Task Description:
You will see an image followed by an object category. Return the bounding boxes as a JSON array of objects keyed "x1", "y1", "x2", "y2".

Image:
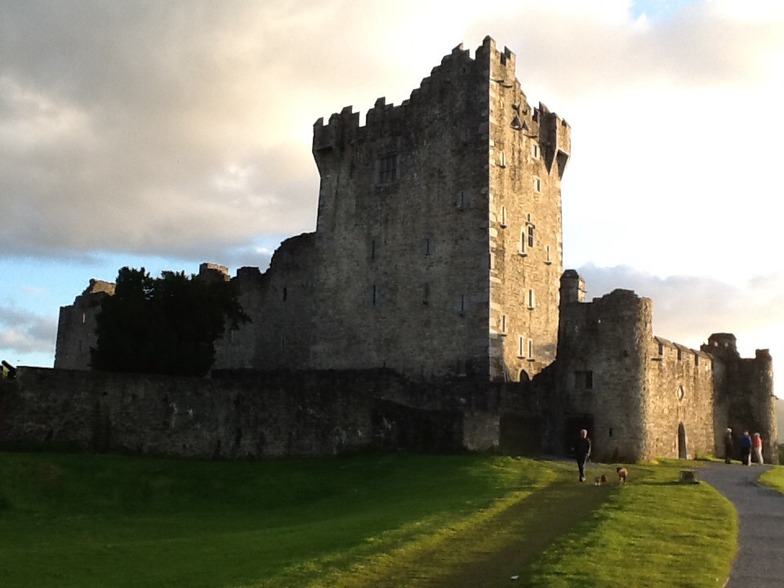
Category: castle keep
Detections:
[{"x1": 34, "y1": 37, "x2": 776, "y2": 463}]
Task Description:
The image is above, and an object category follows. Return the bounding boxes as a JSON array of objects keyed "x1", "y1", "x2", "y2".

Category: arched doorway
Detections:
[{"x1": 677, "y1": 423, "x2": 688, "y2": 459}]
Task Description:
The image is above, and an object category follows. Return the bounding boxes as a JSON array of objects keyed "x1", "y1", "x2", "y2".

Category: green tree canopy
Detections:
[{"x1": 91, "y1": 267, "x2": 249, "y2": 376}]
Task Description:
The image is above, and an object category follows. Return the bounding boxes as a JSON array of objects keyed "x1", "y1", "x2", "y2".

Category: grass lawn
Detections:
[
  {"x1": 758, "y1": 465, "x2": 784, "y2": 493},
  {"x1": 0, "y1": 452, "x2": 735, "y2": 587}
]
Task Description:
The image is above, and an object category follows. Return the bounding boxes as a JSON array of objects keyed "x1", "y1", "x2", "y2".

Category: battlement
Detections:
[{"x1": 313, "y1": 36, "x2": 526, "y2": 157}]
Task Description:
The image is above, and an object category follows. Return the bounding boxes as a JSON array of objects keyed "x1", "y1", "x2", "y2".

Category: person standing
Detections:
[
  {"x1": 753, "y1": 432, "x2": 764, "y2": 464},
  {"x1": 723, "y1": 428, "x2": 733, "y2": 464},
  {"x1": 740, "y1": 431, "x2": 753, "y2": 466},
  {"x1": 574, "y1": 429, "x2": 591, "y2": 482}
]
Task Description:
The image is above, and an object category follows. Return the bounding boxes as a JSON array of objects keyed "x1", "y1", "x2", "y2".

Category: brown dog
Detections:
[
  {"x1": 616, "y1": 467, "x2": 628, "y2": 485},
  {"x1": 594, "y1": 474, "x2": 608, "y2": 486}
]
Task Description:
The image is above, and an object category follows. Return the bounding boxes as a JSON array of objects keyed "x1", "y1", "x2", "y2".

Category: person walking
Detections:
[
  {"x1": 723, "y1": 428, "x2": 733, "y2": 464},
  {"x1": 753, "y1": 432, "x2": 764, "y2": 464},
  {"x1": 574, "y1": 429, "x2": 591, "y2": 482},
  {"x1": 740, "y1": 431, "x2": 752, "y2": 466}
]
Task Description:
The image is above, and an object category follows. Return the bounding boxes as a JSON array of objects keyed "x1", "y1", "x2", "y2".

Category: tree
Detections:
[{"x1": 91, "y1": 267, "x2": 249, "y2": 376}]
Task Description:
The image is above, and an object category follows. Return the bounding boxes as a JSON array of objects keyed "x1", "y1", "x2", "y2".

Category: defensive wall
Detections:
[{"x1": 0, "y1": 367, "x2": 546, "y2": 459}]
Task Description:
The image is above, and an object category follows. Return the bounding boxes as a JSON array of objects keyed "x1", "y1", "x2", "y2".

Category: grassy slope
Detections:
[{"x1": 0, "y1": 453, "x2": 735, "y2": 588}]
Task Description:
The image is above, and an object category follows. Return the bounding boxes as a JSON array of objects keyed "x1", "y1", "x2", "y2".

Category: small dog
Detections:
[
  {"x1": 594, "y1": 474, "x2": 608, "y2": 486},
  {"x1": 616, "y1": 467, "x2": 628, "y2": 485}
]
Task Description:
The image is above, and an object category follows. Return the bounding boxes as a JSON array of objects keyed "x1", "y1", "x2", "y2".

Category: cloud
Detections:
[
  {"x1": 0, "y1": 305, "x2": 57, "y2": 356},
  {"x1": 2, "y1": 0, "x2": 783, "y2": 274},
  {"x1": 578, "y1": 263, "x2": 784, "y2": 357}
]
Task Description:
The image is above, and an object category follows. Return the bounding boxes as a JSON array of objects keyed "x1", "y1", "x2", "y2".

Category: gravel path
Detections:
[{"x1": 700, "y1": 462, "x2": 784, "y2": 587}]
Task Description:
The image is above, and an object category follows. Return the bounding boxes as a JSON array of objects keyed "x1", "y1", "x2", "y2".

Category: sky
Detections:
[{"x1": 1, "y1": 0, "x2": 783, "y2": 392}]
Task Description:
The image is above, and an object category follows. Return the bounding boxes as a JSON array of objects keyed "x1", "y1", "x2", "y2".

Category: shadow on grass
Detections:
[{"x1": 355, "y1": 464, "x2": 620, "y2": 588}]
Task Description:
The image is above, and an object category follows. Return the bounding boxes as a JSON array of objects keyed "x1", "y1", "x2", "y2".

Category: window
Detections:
[
  {"x1": 282, "y1": 286, "x2": 288, "y2": 302},
  {"x1": 527, "y1": 289, "x2": 535, "y2": 309},
  {"x1": 372, "y1": 285, "x2": 377, "y2": 307},
  {"x1": 532, "y1": 143, "x2": 539, "y2": 159},
  {"x1": 459, "y1": 294, "x2": 467, "y2": 313},
  {"x1": 423, "y1": 283, "x2": 430, "y2": 305},
  {"x1": 527, "y1": 223, "x2": 536, "y2": 248},
  {"x1": 500, "y1": 206, "x2": 507, "y2": 228},
  {"x1": 501, "y1": 314, "x2": 508, "y2": 335},
  {"x1": 498, "y1": 150, "x2": 506, "y2": 168},
  {"x1": 371, "y1": 239, "x2": 377, "y2": 261},
  {"x1": 545, "y1": 245, "x2": 552, "y2": 265},
  {"x1": 518, "y1": 336, "x2": 526, "y2": 358},
  {"x1": 533, "y1": 177, "x2": 541, "y2": 192},
  {"x1": 677, "y1": 385, "x2": 685, "y2": 401},
  {"x1": 528, "y1": 338, "x2": 534, "y2": 360},
  {"x1": 376, "y1": 153, "x2": 398, "y2": 185},
  {"x1": 455, "y1": 191, "x2": 465, "y2": 210},
  {"x1": 519, "y1": 230, "x2": 528, "y2": 256},
  {"x1": 425, "y1": 237, "x2": 432, "y2": 256},
  {"x1": 575, "y1": 370, "x2": 594, "y2": 390}
]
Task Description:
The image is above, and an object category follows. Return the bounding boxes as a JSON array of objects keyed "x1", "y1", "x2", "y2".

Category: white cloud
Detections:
[{"x1": 0, "y1": 305, "x2": 57, "y2": 356}]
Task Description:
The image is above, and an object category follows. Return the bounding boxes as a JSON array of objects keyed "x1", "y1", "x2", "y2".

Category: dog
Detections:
[
  {"x1": 616, "y1": 467, "x2": 628, "y2": 485},
  {"x1": 594, "y1": 474, "x2": 608, "y2": 486}
]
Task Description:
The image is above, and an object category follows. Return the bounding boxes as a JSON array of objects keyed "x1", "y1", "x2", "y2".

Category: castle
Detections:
[{"x1": 45, "y1": 37, "x2": 777, "y2": 464}]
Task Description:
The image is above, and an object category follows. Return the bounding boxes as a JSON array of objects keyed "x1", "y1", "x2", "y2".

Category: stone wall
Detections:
[
  {"x1": 213, "y1": 233, "x2": 317, "y2": 370},
  {"x1": 704, "y1": 334, "x2": 778, "y2": 464},
  {"x1": 644, "y1": 337, "x2": 715, "y2": 461},
  {"x1": 487, "y1": 38, "x2": 569, "y2": 382},
  {"x1": 54, "y1": 280, "x2": 115, "y2": 370},
  {"x1": 309, "y1": 41, "x2": 492, "y2": 380},
  {"x1": 0, "y1": 368, "x2": 470, "y2": 459}
]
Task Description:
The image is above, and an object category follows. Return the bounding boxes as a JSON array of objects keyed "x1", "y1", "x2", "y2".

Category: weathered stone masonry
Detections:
[{"x1": 37, "y1": 37, "x2": 777, "y2": 463}]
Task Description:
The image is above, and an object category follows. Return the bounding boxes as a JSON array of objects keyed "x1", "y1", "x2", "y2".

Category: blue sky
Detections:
[{"x1": 2, "y1": 0, "x2": 784, "y2": 390}]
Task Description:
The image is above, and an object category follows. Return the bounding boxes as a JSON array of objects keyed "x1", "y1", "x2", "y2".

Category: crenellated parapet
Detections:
[{"x1": 312, "y1": 36, "x2": 530, "y2": 171}]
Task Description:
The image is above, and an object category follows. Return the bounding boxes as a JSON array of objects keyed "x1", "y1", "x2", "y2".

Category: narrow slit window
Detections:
[
  {"x1": 501, "y1": 314, "x2": 508, "y2": 335},
  {"x1": 518, "y1": 336, "x2": 525, "y2": 358},
  {"x1": 500, "y1": 206, "x2": 507, "y2": 228},
  {"x1": 527, "y1": 289, "x2": 535, "y2": 309},
  {"x1": 528, "y1": 338, "x2": 534, "y2": 360},
  {"x1": 377, "y1": 153, "x2": 398, "y2": 185},
  {"x1": 533, "y1": 177, "x2": 541, "y2": 192}
]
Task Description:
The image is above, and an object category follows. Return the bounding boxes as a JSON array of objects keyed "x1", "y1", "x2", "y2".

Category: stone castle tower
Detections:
[{"x1": 307, "y1": 36, "x2": 569, "y2": 381}]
